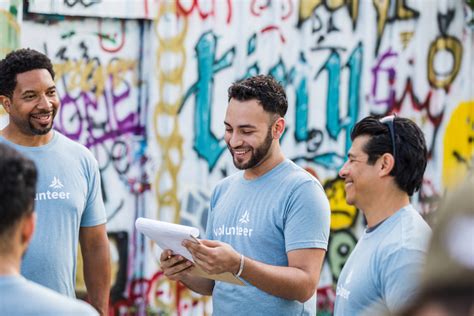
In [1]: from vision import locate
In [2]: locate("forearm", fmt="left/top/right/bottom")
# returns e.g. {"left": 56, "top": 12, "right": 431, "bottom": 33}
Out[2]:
{"left": 240, "top": 257, "right": 319, "bottom": 302}
{"left": 83, "top": 244, "right": 111, "bottom": 315}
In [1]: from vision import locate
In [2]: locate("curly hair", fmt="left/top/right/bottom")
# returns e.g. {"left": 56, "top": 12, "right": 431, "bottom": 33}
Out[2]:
{"left": 351, "top": 115, "right": 428, "bottom": 196}
{"left": 228, "top": 75, "right": 288, "bottom": 117}
{"left": 0, "top": 143, "right": 37, "bottom": 238}
{"left": 0, "top": 48, "right": 55, "bottom": 98}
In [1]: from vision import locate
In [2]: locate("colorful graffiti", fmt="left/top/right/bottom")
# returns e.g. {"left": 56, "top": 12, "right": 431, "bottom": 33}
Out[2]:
{"left": 0, "top": 0, "right": 22, "bottom": 58}
{"left": 2, "top": 0, "right": 471, "bottom": 315}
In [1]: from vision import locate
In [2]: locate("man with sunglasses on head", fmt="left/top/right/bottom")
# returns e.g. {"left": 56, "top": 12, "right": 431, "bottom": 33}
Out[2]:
{"left": 334, "top": 115, "right": 432, "bottom": 316}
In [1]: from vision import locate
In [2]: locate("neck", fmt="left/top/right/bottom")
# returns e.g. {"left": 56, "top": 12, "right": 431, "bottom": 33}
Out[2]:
{"left": 243, "top": 145, "right": 285, "bottom": 180}
{"left": 361, "top": 186, "right": 410, "bottom": 228}
{"left": 0, "top": 254, "right": 21, "bottom": 276}
{"left": 0, "top": 126, "right": 53, "bottom": 147}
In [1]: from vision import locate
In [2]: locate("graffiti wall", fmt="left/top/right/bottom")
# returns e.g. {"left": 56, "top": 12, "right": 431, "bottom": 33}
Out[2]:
{"left": 2, "top": 0, "right": 472, "bottom": 314}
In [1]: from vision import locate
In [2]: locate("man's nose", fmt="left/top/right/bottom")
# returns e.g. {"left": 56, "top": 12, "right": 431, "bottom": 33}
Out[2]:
{"left": 339, "top": 162, "right": 348, "bottom": 178}
{"left": 36, "top": 94, "right": 52, "bottom": 110}
{"left": 229, "top": 132, "right": 243, "bottom": 148}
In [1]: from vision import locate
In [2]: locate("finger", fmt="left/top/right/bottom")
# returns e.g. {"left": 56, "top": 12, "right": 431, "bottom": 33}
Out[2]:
{"left": 199, "top": 239, "right": 221, "bottom": 247}
{"left": 166, "top": 260, "right": 193, "bottom": 277}
{"left": 183, "top": 240, "right": 208, "bottom": 256}
{"left": 160, "top": 249, "right": 173, "bottom": 262}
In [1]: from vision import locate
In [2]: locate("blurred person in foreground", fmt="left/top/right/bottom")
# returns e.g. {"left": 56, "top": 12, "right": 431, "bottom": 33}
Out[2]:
{"left": 398, "top": 173, "right": 474, "bottom": 316}
{"left": 334, "top": 115, "right": 432, "bottom": 315}
{"left": 160, "top": 75, "right": 331, "bottom": 315}
{"left": 0, "top": 48, "right": 110, "bottom": 315}
{"left": 0, "top": 143, "right": 98, "bottom": 315}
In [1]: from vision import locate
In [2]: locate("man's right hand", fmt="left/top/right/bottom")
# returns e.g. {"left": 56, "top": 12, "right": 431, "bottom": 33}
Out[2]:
{"left": 159, "top": 249, "right": 194, "bottom": 281}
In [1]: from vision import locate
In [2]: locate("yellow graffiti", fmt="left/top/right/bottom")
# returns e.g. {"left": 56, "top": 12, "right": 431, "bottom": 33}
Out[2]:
{"left": 0, "top": 7, "right": 21, "bottom": 58}
{"left": 153, "top": 0, "right": 187, "bottom": 225}
{"left": 298, "top": 0, "right": 359, "bottom": 28}
{"left": 443, "top": 101, "right": 474, "bottom": 190}
{"left": 396, "top": 0, "right": 418, "bottom": 19}
{"left": 53, "top": 59, "right": 137, "bottom": 98}
{"left": 373, "top": 0, "right": 418, "bottom": 52}
{"left": 400, "top": 31, "right": 414, "bottom": 49}
{"left": 428, "top": 36, "right": 463, "bottom": 89}
{"left": 324, "top": 178, "right": 358, "bottom": 230}
{"left": 373, "top": 0, "right": 389, "bottom": 46}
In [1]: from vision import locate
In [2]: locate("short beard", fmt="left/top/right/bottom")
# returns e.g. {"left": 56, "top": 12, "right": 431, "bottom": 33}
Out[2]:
{"left": 29, "top": 123, "right": 53, "bottom": 135}
{"left": 231, "top": 125, "right": 273, "bottom": 170}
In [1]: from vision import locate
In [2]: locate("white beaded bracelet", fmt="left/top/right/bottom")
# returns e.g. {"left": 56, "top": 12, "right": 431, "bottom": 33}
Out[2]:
{"left": 235, "top": 254, "right": 245, "bottom": 277}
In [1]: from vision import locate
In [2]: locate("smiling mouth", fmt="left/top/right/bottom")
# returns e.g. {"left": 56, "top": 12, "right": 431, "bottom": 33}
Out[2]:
{"left": 233, "top": 148, "right": 251, "bottom": 157}
{"left": 31, "top": 113, "right": 52, "bottom": 124}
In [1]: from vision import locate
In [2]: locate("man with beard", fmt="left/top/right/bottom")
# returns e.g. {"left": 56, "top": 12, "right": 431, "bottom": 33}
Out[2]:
{"left": 0, "top": 48, "right": 110, "bottom": 315}
{"left": 0, "top": 143, "right": 98, "bottom": 315}
{"left": 160, "top": 75, "right": 331, "bottom": 315}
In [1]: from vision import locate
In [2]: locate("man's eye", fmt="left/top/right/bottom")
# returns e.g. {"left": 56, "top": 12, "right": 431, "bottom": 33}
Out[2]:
{"left": 47, "top": 90, "right": 56, "bottom": 96}
{"left": 23, "top": 95, "right": 35, "bottom": 100}
{"left": 242, "top": 130, "right": 253, "bottom": 135}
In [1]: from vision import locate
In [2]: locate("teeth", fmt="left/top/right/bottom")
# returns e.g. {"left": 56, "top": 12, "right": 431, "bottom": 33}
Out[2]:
{"left": 234, "top": 150, "right": 249, "bottom": 155}
{"left": 32, "top": 113, "right": 51, "bottom": 119}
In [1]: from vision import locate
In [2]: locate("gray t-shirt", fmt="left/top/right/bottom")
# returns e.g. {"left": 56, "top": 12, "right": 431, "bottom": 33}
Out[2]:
{"left": 206, "top": 159, "right": 331, "bottom": 315}
{"left": 0, "top": 131, "right": 106, "bottom": 297}
{"left": 0, "top": 275, "right": 98, "bottom": 315}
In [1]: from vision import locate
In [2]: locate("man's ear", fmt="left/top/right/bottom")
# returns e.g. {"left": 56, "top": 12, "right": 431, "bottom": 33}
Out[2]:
{"left": 272, "top": 117, "right": 285, "bottom": 139}
{"left": 20, "top": 212, "right": 36, "bottom": 246}
{"left": 378, "top": 153, "right": 395, "bottom": 176}
{"left": 0, "top": 95, "right": 12, "bottom": 114}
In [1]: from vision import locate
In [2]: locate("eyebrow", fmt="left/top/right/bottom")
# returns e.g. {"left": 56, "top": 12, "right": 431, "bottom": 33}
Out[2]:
{"left": 224, "top": 122, "right": 257, "bottom": 129}
{"left": 20, "top": 90, "right": 36, "bottom": 96}
{"left": 20, "top": 85, "right": 56, "bottom": 95}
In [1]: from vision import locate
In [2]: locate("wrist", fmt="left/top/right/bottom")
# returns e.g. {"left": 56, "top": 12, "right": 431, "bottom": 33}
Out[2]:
{"left": 235, "top": 253, "right": 245, "bottom": 277}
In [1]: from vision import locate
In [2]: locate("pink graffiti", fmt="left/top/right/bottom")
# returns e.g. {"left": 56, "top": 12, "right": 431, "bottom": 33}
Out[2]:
{"left": 98, "top": 20, "right": 126, "bottom": 53}
{"left": 317, "top": 286, "right": 336, "bottom": 314}
{"left": 177, "top": 0, "right": 232, "bottom": 24}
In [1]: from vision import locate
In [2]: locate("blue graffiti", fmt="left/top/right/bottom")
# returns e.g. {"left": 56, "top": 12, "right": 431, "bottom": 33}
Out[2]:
{"left": 293, "top": 44, "right": 363, "bottom": 170}
{"left": 320, "top": 43, "right": 362, "bottom": 154}
{"left": 181, "top": 31, "right": 236, "bottom": 171}
{"left": 294, "top": 53, "right": 309, "bottom": 142}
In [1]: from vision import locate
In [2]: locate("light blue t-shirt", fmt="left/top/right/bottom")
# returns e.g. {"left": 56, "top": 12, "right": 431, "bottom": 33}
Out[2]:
{"left": 206, "top": 159, "right": 331, "bottom": 315}
{"left": 0, "top": 131, "right": 106, "bottom": 297}
{"left": 334, "top": 205, "right": 432, "bottom": 316}
{"left": 0, "top": 275, "right": 98, "bottom": 315}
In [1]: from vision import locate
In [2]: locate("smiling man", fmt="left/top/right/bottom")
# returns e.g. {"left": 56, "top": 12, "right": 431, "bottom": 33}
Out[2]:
{"left": 334, "top": 116, "right": 432, "bottom": 315}
{"left": 0, "top": 48, "right": 110, "bottom": 316}
{"left": 159, "top": 75, "right": 330, "bottom": 315}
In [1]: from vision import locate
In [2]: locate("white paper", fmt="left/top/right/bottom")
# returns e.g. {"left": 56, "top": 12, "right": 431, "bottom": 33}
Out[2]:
{"left": 135, "top": 217, "right": 199, "bottom": 262}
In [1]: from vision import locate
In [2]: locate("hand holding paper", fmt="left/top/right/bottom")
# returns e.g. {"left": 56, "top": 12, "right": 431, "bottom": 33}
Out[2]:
{"left": 135, "top": 217, "right": 198, "bottom": 261}
{"left": 135, "top": 217, "right": 244, "bottom": 286}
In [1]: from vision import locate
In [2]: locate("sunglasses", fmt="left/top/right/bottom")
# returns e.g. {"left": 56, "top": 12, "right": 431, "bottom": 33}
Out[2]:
{"left": 379, "top": 115, "right": 397, "bottom": 167}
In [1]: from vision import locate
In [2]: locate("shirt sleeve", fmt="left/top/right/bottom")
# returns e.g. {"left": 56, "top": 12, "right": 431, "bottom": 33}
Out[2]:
{"left": 283, "top": 179, "right": 331, "bottom": 252}
{"left": 80, "top": 157, "right": 107, "bottom": 227}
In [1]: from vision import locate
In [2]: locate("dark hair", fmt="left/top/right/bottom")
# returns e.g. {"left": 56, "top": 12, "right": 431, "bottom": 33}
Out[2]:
{"left": 0, "top": 143, "right": 37, "bottom": 237}
{"left": 228, "top": 75, "right": 288, "bottom": 117}
{"left": 351, "top": 115, "right": 427, "bottom": 195}
{"left": 0, "top": 48, "right": 55, "bottom": 98}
